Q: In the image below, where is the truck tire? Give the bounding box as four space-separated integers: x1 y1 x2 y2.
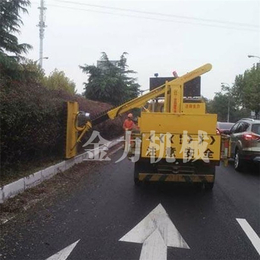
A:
200 165 215 191
134 161 142 186
234 149 244 172
204 182 214 190
134 161 155 186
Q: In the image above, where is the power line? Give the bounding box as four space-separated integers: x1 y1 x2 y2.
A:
52 0 259 29
31 1 259 32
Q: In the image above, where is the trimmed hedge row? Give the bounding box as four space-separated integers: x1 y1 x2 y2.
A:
0 81 124 173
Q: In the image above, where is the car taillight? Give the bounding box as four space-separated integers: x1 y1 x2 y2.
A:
243 133 260 141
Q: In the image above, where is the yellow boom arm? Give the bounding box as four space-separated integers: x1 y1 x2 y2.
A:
106 63 212 119
65 63 212 158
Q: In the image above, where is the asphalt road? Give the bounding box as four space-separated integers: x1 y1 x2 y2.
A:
1 148 259 260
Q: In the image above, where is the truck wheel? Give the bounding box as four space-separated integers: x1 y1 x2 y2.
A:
134 161 155 186
234 149 244 172
200 165 215 191
134 177 141 186
204 182 214 190
134 161 143 186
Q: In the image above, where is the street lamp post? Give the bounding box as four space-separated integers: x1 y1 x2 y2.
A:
248 55 260 69
36 56 48 67
248 55 260 59
221 82 231 122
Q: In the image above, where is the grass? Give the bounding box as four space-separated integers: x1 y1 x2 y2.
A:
0 156 63 186
0 133 123 187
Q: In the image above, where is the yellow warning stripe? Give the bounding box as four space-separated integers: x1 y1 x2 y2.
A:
138 173 214 183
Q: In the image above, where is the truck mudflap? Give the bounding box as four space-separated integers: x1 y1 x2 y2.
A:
138 173 214 183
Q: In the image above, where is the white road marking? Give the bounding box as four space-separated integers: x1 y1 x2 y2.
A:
139 228 167 260
236 218 260 255
120 204 189 260
46 240 80 260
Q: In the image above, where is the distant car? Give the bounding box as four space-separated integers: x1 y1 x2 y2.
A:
226 118 260 171
216 122 235 135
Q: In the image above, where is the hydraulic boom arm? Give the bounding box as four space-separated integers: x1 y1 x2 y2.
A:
93 63 212 124
66 63 212 158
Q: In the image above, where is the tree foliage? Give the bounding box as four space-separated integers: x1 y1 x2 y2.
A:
0 0 32 83
80 52 140 106
43 69 76 94
232 65 260 118
206 64 259 121
21 59 45 82
0 0 32 60
206 92 250 122
1 58 46 87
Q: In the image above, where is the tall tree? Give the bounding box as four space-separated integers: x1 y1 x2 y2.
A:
0 0 32 83
206 92 250 122
233 65 260 118
80 52 140 106
0 0 32 60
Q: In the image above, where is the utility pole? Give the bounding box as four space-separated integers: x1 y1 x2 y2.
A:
37 0 47 68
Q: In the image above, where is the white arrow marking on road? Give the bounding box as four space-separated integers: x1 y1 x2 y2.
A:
139 228 167 260
237 218 260 255
119 204 190 260
46 240 80 260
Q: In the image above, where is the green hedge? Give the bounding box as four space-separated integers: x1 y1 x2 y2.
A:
0 81 124 174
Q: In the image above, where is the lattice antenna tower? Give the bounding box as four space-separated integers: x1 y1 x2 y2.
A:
37 0 47 68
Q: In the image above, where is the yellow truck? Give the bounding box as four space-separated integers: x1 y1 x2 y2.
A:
65 64 222 190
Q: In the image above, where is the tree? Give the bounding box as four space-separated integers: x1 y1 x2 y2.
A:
21 59 46 83
0 0 32 83
44 69 76 94
207 92 230 121
206 92 250 122
233 65 260 118
80 52 140 106
0 0 32 60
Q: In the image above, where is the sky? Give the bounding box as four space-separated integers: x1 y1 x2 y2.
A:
19 0 260 99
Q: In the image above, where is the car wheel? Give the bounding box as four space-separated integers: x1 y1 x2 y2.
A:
234 149 244 172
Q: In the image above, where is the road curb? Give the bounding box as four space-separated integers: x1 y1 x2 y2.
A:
0 137 123 204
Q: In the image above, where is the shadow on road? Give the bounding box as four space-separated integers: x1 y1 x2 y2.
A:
228 159 260 176
133 181 214 199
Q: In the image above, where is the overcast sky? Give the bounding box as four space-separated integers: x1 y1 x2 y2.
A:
19 0 260 99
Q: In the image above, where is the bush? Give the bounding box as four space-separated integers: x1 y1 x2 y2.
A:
0 81 124 175
0 82 63 168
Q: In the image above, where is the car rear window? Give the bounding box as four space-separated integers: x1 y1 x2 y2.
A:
218 123 234 129
252 124 260 135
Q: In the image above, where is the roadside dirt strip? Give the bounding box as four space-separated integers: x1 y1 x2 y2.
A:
0 141 123 226
0 137 123 204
